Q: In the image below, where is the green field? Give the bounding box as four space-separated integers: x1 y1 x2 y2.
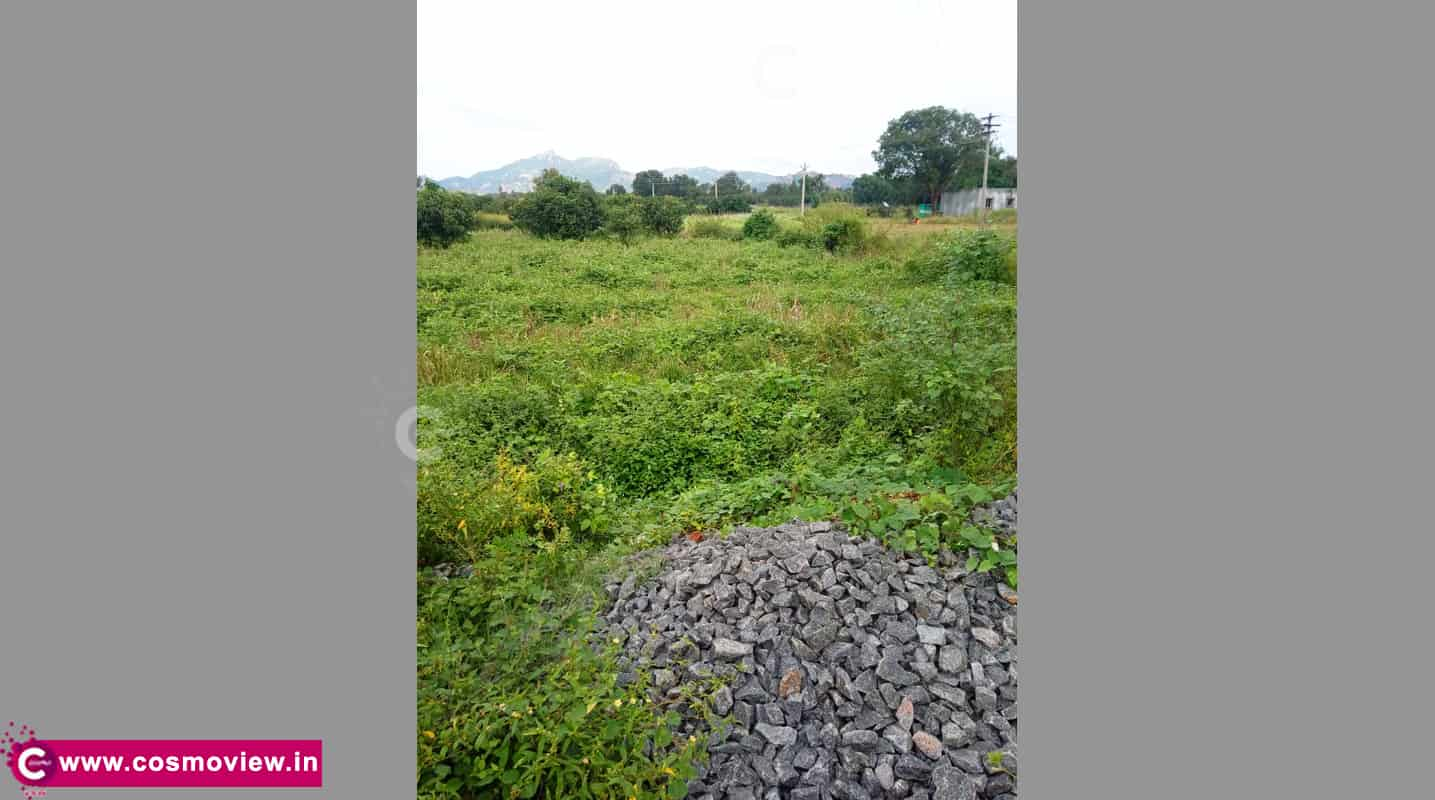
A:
416 213 1016 798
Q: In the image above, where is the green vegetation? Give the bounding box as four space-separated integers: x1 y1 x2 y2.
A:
510 170 605 240
873 106 989 209
687 215 736 240
417 180 478 248
416 216 1017 795
740 208 778 241
908 228 1017 285
418 536 717 799
639 197 686 236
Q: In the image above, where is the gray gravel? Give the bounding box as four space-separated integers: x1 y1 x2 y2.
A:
602 516 1018 799
968 489 1016 537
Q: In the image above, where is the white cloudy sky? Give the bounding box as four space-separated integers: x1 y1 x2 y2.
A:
418 0 1016 180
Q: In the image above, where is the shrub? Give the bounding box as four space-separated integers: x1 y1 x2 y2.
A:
510 169 604 240
741 209 779 240
854 287 1016 476
775 203 871 254
687 216 734 240
639 196 686 236
821 218 866 253
907 228 1016 284
417 450 615 566
417 538 715 799
775 228 819 249
417 181 476 248
716 195 751 213
601 195 643 243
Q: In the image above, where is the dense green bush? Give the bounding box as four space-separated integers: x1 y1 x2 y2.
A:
821 218 866 253
510 170 604 240
908 228 1016 284
601 194 643 243
703 195 752 214
417 451 610 566
855 286 1016 477
417 181 476 248
418 450 616 566
639 196 686 236
741 209 779 240
803 204 873 254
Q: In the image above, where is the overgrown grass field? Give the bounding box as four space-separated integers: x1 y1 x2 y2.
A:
416 212 1016 798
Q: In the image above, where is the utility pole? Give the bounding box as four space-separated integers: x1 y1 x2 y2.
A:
799 162 808 216
979 114 1000 224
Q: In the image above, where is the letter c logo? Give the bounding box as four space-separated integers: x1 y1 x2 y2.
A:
17 746 48 780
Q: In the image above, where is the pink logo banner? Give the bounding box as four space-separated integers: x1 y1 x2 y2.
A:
6 739 322 789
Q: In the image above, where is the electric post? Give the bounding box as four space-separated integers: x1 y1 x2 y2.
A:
979 114 999 225
799 162 808 216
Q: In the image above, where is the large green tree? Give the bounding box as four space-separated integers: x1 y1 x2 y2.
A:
668 173 700 198
851 173 904 205
416 180 475 248
872 106 986 208
952 151 1017 190
509 169 603 240
714 171 750 196
632 169 665 197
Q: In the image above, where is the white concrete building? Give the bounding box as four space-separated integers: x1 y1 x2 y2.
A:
939 187 1017 215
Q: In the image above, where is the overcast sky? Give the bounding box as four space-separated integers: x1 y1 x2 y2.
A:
418 0 1016 180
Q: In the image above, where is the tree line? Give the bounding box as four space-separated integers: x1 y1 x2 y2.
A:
418 105 1016 245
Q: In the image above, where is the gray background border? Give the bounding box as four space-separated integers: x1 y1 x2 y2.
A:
2 1 1431 798
1020 1 1430 796
1 2 414 797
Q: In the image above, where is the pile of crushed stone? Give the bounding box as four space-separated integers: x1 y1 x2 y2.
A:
602 516 1017 800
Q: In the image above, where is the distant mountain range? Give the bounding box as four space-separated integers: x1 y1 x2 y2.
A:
433 151 854 194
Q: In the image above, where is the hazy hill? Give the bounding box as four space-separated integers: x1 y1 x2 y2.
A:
437 152 856 194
